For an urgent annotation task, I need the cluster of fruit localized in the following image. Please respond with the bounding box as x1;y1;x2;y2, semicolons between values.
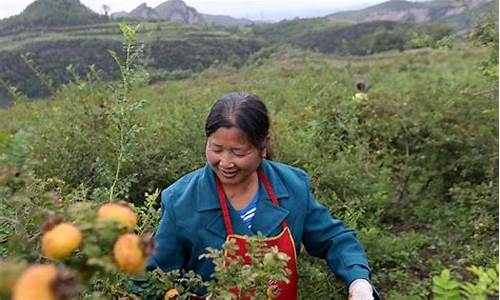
1;199;288;299
5;202;156;300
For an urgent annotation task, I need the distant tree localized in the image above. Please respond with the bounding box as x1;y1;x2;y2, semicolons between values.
102;4;110;16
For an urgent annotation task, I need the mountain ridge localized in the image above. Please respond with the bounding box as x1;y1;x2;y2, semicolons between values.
111;0;253;27
326;0;493;30
0;0;107;36
128;3;161;20
2;0;493;31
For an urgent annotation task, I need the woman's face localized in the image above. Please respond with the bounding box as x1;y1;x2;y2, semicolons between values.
206;127;264;186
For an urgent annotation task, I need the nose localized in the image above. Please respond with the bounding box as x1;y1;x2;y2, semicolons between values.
220;160;235;169
219;153;235;169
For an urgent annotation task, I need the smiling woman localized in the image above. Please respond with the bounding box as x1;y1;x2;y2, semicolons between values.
204;93;269;210
146;92;380;299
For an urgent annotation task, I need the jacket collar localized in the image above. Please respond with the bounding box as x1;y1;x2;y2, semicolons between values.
258;159;288;200
196;163;220;212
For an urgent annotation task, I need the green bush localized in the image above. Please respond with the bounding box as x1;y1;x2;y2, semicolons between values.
433;265;499;300
0;17;497;298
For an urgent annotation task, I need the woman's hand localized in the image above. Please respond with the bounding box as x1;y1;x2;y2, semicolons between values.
348;279;374;300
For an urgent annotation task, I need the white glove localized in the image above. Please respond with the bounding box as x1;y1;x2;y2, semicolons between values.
348;279;374;300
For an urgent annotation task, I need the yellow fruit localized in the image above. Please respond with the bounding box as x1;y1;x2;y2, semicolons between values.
12;264;58;300
165;288;180;299
41;223;82;260
267;285;279;299
97;202;138;227
114;234;147;274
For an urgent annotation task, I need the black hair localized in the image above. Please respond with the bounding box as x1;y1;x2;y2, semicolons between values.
205;92;271;159
356;82;366;92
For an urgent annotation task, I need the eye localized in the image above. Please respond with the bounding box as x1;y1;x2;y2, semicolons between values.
233;150;247;157
210;146;222;153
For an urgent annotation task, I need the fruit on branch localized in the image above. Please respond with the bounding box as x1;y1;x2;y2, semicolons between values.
41;219;82;260
266;285;280;300
113;232;154;274
12;264;79;300
97;202;138;228
12;264;58;300
164;288;180;299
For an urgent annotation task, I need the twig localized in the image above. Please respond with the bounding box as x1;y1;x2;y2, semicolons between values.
0;215;21;226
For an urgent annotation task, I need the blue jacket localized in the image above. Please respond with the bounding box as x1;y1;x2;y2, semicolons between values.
149;160;372;288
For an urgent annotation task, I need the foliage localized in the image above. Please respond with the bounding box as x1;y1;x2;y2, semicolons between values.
297;254;345;299
21;52;56;94
469;1;499;81
0;38;122;102
0;79;28;107
250;17;348;44
201;237;291;299
253;19;456;56
432;269;461;300
0;15;498;300
0;131;49;260
133;269;204;299
411;33;454;49
0;22;293;300
433;265;499;300
0;2;493;104
0;31;262;103
106;22;149;202
136;189;161;235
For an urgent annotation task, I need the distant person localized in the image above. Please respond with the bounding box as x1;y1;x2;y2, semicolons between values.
353;82;370;103
148;92;380;299
356;82;368;93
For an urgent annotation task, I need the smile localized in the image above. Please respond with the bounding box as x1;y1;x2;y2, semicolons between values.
219;168;237;178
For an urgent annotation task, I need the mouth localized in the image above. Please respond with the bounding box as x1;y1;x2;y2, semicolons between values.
219;168;237;179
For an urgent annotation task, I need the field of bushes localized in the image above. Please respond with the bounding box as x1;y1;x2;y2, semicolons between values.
0;20;498;299
0;21;263;103
0;14;467;104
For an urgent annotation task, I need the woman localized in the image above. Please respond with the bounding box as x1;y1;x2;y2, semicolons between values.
149;92;379;299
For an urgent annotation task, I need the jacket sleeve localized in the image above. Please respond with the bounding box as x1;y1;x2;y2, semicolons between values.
147;187;188;272
300;174;372;287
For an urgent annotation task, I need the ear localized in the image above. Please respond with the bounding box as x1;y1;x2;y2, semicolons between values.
261;136;270;158
261;147;267;158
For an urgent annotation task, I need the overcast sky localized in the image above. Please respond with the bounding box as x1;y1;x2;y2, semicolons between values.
0;0;408;21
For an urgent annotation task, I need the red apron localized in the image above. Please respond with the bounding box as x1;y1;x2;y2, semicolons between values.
214;168;299;300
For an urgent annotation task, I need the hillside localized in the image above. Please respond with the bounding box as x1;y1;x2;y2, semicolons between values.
249;0;494;55
251;18;454;55
327;0;493;30
0;0;494;104
201;14;254;27
0;14;461;104
0;21;263;105
0;0;108;36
